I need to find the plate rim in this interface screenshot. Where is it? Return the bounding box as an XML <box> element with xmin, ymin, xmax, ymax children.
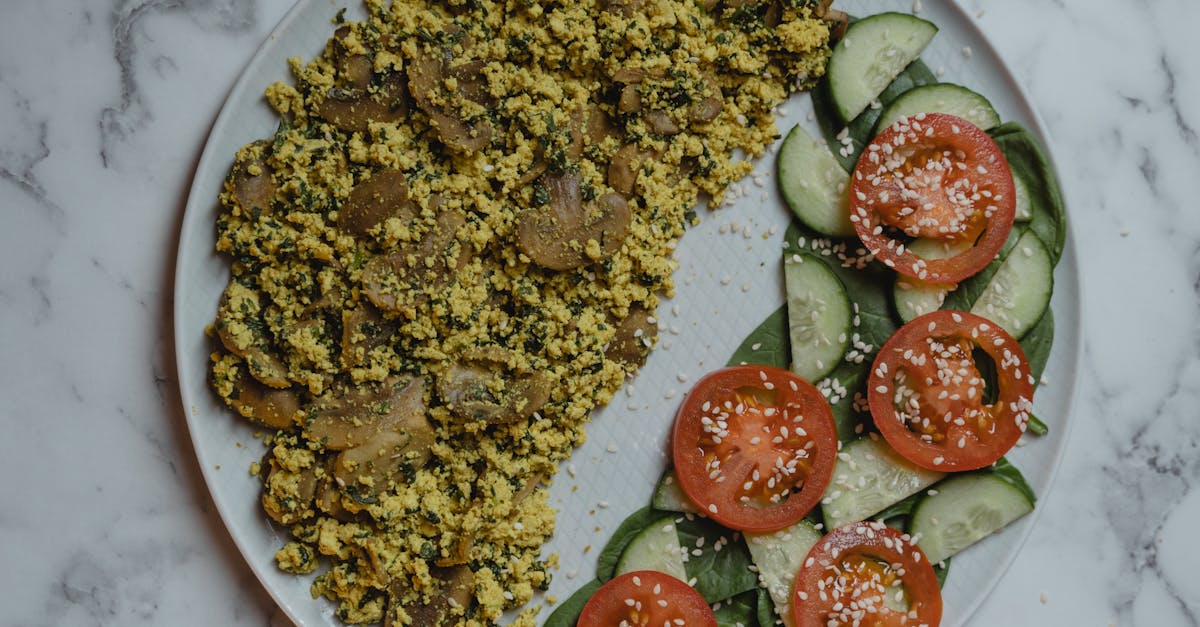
<box><xmin>172</xmin><ymin>1</ymin><xmax>1084</xmax><ymax>625</ymax></box>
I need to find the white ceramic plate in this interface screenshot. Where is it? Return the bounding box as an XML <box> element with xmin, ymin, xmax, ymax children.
<box><xmin>175</xmin><ymin>1</ymin><xmax>1081</xmax><ymax>625</ymax></box>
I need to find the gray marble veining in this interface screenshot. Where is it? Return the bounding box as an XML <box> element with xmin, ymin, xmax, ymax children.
<box><xmin>1</xmin><ymin>0</ymin><xmax>1197</xmax><ymax>625</ymax></box>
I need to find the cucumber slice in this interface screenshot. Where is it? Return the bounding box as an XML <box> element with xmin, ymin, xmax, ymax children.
<box><xmin>745</xmin><ymin>520</ymin><xmax>823</xmax><ymax>627</ymax></box>
<box><xmin>970</xmin><ymin>230</ymin><xmax>1053</xmax><ymax>338</ymax></box>
<box><xmin>784</xmin><ymin>252</ymin><xmax>852</xmax><ymax>382</ymax></box>
<box><xmin>893</xmin><ymin>278</ymin><xmax>951</xmax><ymax>323</ymax></box>
<box><xmin>651</xmin><ymin>468</ymin><xmax>699</xmax><ymax>514</ymax></box>
<box><xmin>777</xmin><ymin>124</ymin><xmax>854</xmax><ymax>237</ymax></box>
<box><xmin>910</xmin><ymin>473</ymin><xmax>1034</xmax><ymax>565</ymax></box>
<box><xmin>614</xmin><ymin>516</ymin><xmax>688</xmax><ymax>581</ymax></box>
<box><xmin>890</xmin><ymin>238</ymin><xmax>969</xmax><ymax>323</ymax></box>
<box><xmin>828</xmin><ymin>13</ymin><xmax>938</xmax><ymax>122</ymax></box>
<box><xmin>874</xmin><ymin>83</ymin><xmax>1001</xmax><ymax>133</ymax></box>
<box><xmin>1013</xmin><ymin>165</ymin><xmax>1034</xmax><ymax>222</ymax></box>
<box><xmin>821</xmin><ymin>436</ymin><xmax>944</xmax><ymax>530</ymax></box>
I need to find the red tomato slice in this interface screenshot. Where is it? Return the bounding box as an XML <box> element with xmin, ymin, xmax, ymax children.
<box><xmin>792</xmin><ymin>521</ymin><xmax>942</xmax><ymax>627</ymax></box>
<box><xmin>867</xmin><ymin>310</ymin><xmax>1035</xmax><ymax>471</ymax></box>
<box><xmin>577</xmin><ymin>570</ymin><xmax>717</xmax><ymax>627</ymax></box>
<box><xmin>850</xmin><ymin>112</ymin><xmax>1016</xmax><ymax>284</ymax></box>
<box><xmin>671</xmin><ymin>366</ymin><xmax>837</xmax><ymax>533</ymax></box>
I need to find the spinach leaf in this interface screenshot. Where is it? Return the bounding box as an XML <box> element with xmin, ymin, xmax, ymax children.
<box><xmin>596</xmin><ymin>505</ymin><xmax>664</xmax><ymax>581</ymax></box>
<box><xmin>713</xmin><ymin>590</ymin><xmax>759</xmax><ymax>627</ymax></box>
<box><xmin>989</xmin><ymin>123</ymin><xmax>1067</xmax><ymax>266</ymax></box>
<box><xmin>934</xmin><ymin>557</ymin><xmax>952</xmax><ymax>588</ymax></box>
<box><xmin>871</xmin><ymin>490</ymin><xmax>925</xmax><ymax>524</ymax></box>
<box><xmin>676</xmin><ymin>517</ymin><xmax>760</xmax><ymax>603</ymax></box>
<box><xmin>727</xmin><ymin>304</ymin><xmax>790</xmax><ymax>369</ymax></box>
<box><xmin>1018</xmin><ymin>308</ymin><xmax>1055</xmax><ymax>384</ymax></box>
<box><xmin>756</xmin><ymin>586</ymin><xmax>776</xmax><ymax>627</ymax></box>
<box><xmin>984</xmin><ymin>457</ymin><xmax>1038</xmax><ymax>505</ymax></box>
<box><xmin>812</xmin><ymin>59</ymin><xmax>939</xmax><ymax>171</ymax></box>
<box><xmin>1027</xmin><ymin>413</ymin><xmax>1049</xmax><ymax>436</ymax></box>
<box><xmin>543</xmin><ymin>578</ymin><xmax>602</xmax><ymax>627</ymax></box>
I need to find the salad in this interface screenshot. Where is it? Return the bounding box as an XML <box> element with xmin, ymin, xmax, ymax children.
<box><xmin>548</xmin><ymin>9</ymin><xmax>1065</xmax><ymax>627</ymax></box>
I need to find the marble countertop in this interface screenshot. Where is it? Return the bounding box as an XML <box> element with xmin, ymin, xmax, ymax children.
<box><xmin>2</xmin><ymin>0</ymin><xmax>1197</xmax><ymax>625</ymax></box>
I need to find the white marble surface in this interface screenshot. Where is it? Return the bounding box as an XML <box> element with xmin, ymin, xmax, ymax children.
<box><xmin>0</xmin><ymin>1</ymin><xmax>1196</xmax><ymax>625</ymax></box>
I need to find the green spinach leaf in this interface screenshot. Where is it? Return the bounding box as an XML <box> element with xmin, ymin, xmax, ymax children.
<box><xmin>984</xmin><ymin>457</ymin><xmax>1038</xmax><ymax>505</ymax></box>
<box><xmin>676</xmin><ymin>517</ymin><xmax>760</xmax><ymax>603</ymax></box>
<box><xmin>989</xmin><ymin>123</ymin><xmax>1067</xmax><ymax>266</ymax></box>
<box><xmin>756</xmin><ymin>587</ymin><xmax>776</xmax><ymax>627</ymax></box>
<box><xmin>727</xmin><ymin>304</ymin><xmax>790</xmax><ymax>369</ymax></box>
<box><xmin>933</xmin><ymin>557</ymin><xmax>952</xmax><ymax>588</ymax></box>
<box><xmin>596</xmin><ymin>506</ymin><xmax>665</xmax><ymax>581</ymax></box>
<box><xmin>1018</xmin><ymin>308</ymin><xmax>1055</xmax><ymax>384</ymax></box>
<box><xmin>713</xmin><ymin>590</ymin><xmax>760</xmax><ymax>627</ymax></box>
<box><xmin>543</xmin><ymin>578</ymin><xmax>602</xmax><ymax>627</ymax></box>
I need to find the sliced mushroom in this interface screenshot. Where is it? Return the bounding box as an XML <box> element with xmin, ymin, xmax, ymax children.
<box><xmin>517</xmin><ymin>172</ymin><xmax>631</xmax><ymax>271</ymax></box>
<box><xmin>608</xmin><ymin>143</ymin><xmax>660</xmax><ymax>196</ymax></box>
<box><xmin>602</xmin><ymin>0</ymin><xmax>645</xmax><ymax>17</ymax></box>
<box><xmin>332</xmin><ymin>26</ymin><xmax>373</xmax><ymax>90</ymax></box>
<box><xmin>604</xmin><ymin>306</ymin><xmax>659</xmax><ymax>369</ymax></box>
<box><xmin>226</xmin><ymin>371</ymin><xmax>301</xmax><ymax>429</ymax></box>
<box><xmin>361</xmin><ymin>205</ymin><xmax>468</xmax><ymax>316</ymax></box>
<box><xmin>407</xmin><ymin>37</ymin><xmax>493</xmax><ymax>153</ymax></box>
<box><xmin>338</xmin><ymin>168</ymin><xmax>413</xmax><ymax>237</ymax></box>
<box><xmin>643</xmin><ymin>110</ymin><xmax>681</xmax><ymax>135</ymax></box>
<box><xmin>584</xmin><ymin>104</ymin><xmax>621</xmax><ymax>147</ymax></box>
<box><xmin>225</xmin><ymin>140</ymin><xmax>276</xmax><ymax>213</ymax></box>
<box><xmin>825</xmin><ymin>9</ymin><xmax>849</xmax><ymax>42</ymax></box>
<box><xmin>215</xmin><ymin>284</ymin><xmax>290</xmax><ymax>388</ymax></box>
<box><xmin>314</xmin><ymin>460</ymin><xmax>356</xmax><ymax>521</ymax></box>
<box><xmin>333</xmin><ymin>425</ymin><xmax>435</xmax><ymax>497</ymax></box>
<box><xmin>437</xmin><ymin>348</ymin><xmax>551</xmax><ymax>424</ymax></box>
<box><xmin>618</xmin><ymin>84</ymin><xmax>642</xmax><ymax>114</ymax></box>
<box><xmin>261</xmin><ymin>453</ymin><xmax>319</xmax><ymax>525</ymax></box>
<box><xmin>385</xmin><ymin>566</ymin><xmax>474</xmax><ymax>627</ymax></box>
<box><xmin>317</xmin><ymin>72</ymin><xmax>411</xmax><ymax>134</ymax></box>
<box><xmin>341</xmin><ymin>303</ymin><xmax>398</xmax><ymax>367</ymax></box>
<box><xmin>689</xmin><ymin>77</ymin><xmax>724</xmax><ymax>124</ymax></box>
<box><xmin>307</xmin><ymin>377</ymin><xmax>427</xmax><ymax>450</ymax></box>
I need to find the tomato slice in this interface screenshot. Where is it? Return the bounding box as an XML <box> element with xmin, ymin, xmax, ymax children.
<box><xmin>867</xmin><ymin>310</ymin><xmax>1035</xmax><ymax>471</ymax></box>
<box><xmin>671</xmin><ymin>366</ymin><xmax>838</xmax><ymax>533</ymax></box>
<box><xmin>792</xmin><ymin>521</ymin><xmax>942</xmax><ymax>627</ymax></box>
<box><xmin>577</xmin><ymin>570</ymin><xmax>717</xmax><ymax>627</ymax></box>
<box><xmin>850</xmin><ymin>112</ymin><xmax>1016</xmax><ymax>284</ymax></box>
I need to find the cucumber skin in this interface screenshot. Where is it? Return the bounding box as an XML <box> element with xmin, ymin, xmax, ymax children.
<box><xmin>777</xmin><ymin>124</ymin><xmax>854</xmax><ymax>237</ymax></box>
<box><xmin>874</xmin><ymin>83</ymin><xmax>1001</xmax><ymax>134</ymax></box>
<box><xmin>910</xmin><ymin>472</ymin><xmax>1034</xmax><ymax>565</ymax></box>
<box><xmin>828</xmin><ymin>12</ymin><xmax>939</xmax><ymax>122</ymax></box>
<box><xmin>821</xmin><ymin>436</ymin><xmax>944</xmax><ymax>530</ymax></box>
<box><xmin>785</xmin><ymin>253</ymin><xmax>852</xmax><ymax>382</ymax></box>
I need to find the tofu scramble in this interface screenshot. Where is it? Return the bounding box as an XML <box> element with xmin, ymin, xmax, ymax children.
<box><xmin>207</xmin><ymin>0</ymin><xmax>838</xmax><ymax>624</ymax></box>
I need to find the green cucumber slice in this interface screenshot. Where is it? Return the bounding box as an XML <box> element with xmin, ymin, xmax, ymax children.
<box><xmin>891</xmin><ymin>238</ymin><xmax>969</xmax><ymax>323</ymax></box>
<box><xmin>651</xmin><ymin>468</ymin><xmax>699</xmax><ymax>514</ymax></box>
<box><xmin>821</xmin><ymin>436</ymin><xmax>944</xmax><ymax>530</ymax></box>
<box><xmin>910</xmin><ymin>473</ymin><xmax>1034</xmax><ymax>565</ymax></box>
<box><xmin>874</xmin><ymin>83</ymin><xmax>1001</xmax><ymax>133</ymax></box>
<box><xmin>745</xmin><ymin>520</ymin><xmax>823</xmax><ymax>627</ymax></box>
<box><xmin>784</xmin><ymin>252</ymin><xmax>852</xmax><ymax>382</ymax></box>
<box><xmin>614</xmin><ymin>516</ymin><xmax>688</xmax><ymax>581</ymax></box>
<box><xmin>970</xmin><ymin>230</ymin><xmax>1053</xmax><ymax>338</ymax></box>
<box><xmin>893</xmin><ymin>278</ymin><xmax>952</xmax><ymax>323</ymax></box>
<box><xmin>1013</xmin><ymin>165</ymin><xmax>1034</xmax><ymax>222</ymax></box>
<box><xmin>828</xmin><ymin>12</ymin><xmax>938</xmax><ymax>122</ymax></box>
<box><xmin>777</xmin><ymin>124</ymin><xmax>854</xmax><ymax>237</ymax></box>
